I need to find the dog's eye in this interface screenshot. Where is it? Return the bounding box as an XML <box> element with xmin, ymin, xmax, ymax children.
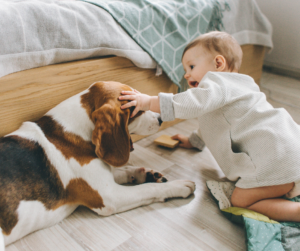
<box><xmin>129</xmin><ymin>106</ymin><xmax>143</xmax><ymax>117</ymax></box>
<box><xmin>129</xmin><ymin>106</ymin><xmax>136</xmax><ymax>114</ymax></box>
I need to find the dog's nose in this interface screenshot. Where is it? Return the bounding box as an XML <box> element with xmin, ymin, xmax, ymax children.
<box><xmin>158</xmin><ymin>116</ymin><xmax>163</xmax><ymax>126</ymax></box>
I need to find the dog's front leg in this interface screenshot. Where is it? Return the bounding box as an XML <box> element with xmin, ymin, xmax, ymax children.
<box><xmin>92</xmin><ymin>180</ymin><xmax>195</xmax><ymax>216</ymax></box>
<box><xmin>113</xmin><ymin>165</ymin><xmax>167</xmax><ymax>185</ymax></box>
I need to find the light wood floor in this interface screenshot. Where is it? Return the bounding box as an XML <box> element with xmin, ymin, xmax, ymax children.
<box><xmin>6</xmin><ymin>72</ymin><xmax>300</xmax><ymax>251</ymax></box>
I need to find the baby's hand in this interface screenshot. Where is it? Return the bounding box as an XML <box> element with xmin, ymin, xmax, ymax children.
<box><xmin>171</xmin><ymin>134</ymin><xmax>194</xmax><ymax>149</ymax></box>
<box><xmin>119</xmin><ymin>90</ymin><xmax>152</xmax><ymax>117</ymax></box>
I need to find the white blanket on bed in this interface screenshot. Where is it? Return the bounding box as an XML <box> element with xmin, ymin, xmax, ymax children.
<box><xmin>0</xmin><ymin>0</ymin><xmax>272</xmax><ymax>79</ymax></box>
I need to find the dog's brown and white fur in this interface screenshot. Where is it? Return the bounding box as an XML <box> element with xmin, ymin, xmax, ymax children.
<box><xmin>0</xmin><ymin>81</ymin><xmax>195</xmax><ymax>249</ymax></box>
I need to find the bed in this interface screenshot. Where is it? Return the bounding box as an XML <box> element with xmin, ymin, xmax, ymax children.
<box><xmin>0</xmin><ymin>0</ymin><xmax>272</xmax><ymax>141</ymax></box>
<box><xmin>1</xmin><ymin>1</ymin><xmax>274</xmax><ymax>248</ymax></box>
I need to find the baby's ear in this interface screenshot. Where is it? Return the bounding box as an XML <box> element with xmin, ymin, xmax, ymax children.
<box><xmin>214</xmin><ymin>55</ymin><xmax>227</xmax><ymax>72</ymax></box>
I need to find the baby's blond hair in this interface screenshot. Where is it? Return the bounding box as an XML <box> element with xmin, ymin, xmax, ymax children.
<box><xmin>182</xmin><ymin>31</ymin><xmax>243</xmax><ymax>72</ymax></box>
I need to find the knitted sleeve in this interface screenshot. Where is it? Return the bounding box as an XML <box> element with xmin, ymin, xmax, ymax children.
<box><xmin>159</xmin><ymin>72</ymin><xmax>228</xmax><ymax>121</ymax></box>
<box><xmin>189</xmin><ymin>129</ymin><xmax>205</xmax><ymax>151</ymax></box>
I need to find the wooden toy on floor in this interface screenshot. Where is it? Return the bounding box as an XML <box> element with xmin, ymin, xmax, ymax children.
<box><xmin>154</xmin><ymin>135</ymin><xmax>179</xmax><ymax>148</ymax></box>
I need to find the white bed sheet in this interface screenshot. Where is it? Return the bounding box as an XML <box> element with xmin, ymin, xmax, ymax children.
<box><xmin>0</xmin><ymin>0</ymin><xmax>272</xmax><ymax>79</ymax></box>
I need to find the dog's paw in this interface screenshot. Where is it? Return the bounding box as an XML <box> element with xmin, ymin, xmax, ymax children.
<box><xmin>130</xmin><ymin>167</ymin><xmax>167</xmax><ymax>184</ymax></box>
<box><xmin>159</xmin><ymin>180</ymin><xmax>195</xmax><ymax>201</ymax></box>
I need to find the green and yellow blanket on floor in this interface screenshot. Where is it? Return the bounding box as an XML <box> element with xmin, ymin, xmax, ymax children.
<box><xmin>207</xmin><ymin>181</ymin><xmax>300</xmax><ymax>251</ymax></box>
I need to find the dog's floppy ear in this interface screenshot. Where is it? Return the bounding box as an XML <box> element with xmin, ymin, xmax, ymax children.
<box><xmin>91</xmin><ymin>103</ymin><xmax>131</xmax><ymax>167</ymax></box>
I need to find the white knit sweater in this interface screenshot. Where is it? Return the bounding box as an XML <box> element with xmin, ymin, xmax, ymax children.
<box><xmin>159</xmin><ymin>72</ymin><xmax>300</xmax><ymax>189</ymax></box>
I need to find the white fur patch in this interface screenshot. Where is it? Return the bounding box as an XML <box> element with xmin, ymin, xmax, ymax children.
<box><xmin>128</xmin><ymin>111</ymin><xmax>160</xmax><ymax>135</ymax></box>
<box><xmin>46</xmin><ymin>90</ymin><xmax>95</xmax><ymax>141</ymax></box>
<box><xmin>0</xmin><ymin>228</ymin><xmax>4</xmax><ymax>251</ymax></box>
<box><xmin>3</xmin><ymin>201</ymin><xmax>77</xmax><ymax>246</ymax></box>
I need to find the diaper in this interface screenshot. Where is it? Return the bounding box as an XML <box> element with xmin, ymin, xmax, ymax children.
<box><xmin>206</xmin><ymin>180</ymin><xmax>235</xmax><ymax>209</ymax></box>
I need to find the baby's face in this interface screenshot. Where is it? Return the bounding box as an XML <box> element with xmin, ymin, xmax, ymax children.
<box><xmin>182</xmin><ymin>46</ymin><xmax>216</xmax><ymax>88</ymax></box>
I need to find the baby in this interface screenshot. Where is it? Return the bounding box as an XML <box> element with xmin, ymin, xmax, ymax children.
<box><xmin>119</xmin><ymin>31</ymin><xmax>300</xmax><ymax>222</ymax></box>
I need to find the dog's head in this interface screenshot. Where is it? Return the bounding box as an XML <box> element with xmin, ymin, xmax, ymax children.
<box><xmin>81</xmin><ymin>81</ymin><xmax>161</xmax><ymax>167</ymax></box>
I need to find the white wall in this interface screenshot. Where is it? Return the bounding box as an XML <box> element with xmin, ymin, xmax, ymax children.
<box><xmin>255</xmin><ymin>0</ymin><xmax>300</xmax><ymax>73</ymax></box>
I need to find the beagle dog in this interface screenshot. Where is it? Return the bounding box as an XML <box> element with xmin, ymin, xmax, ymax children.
<box><xmin>0</xmin><ymin>81</ymin><xmax>195</xmax><ymax>249</ymax></box>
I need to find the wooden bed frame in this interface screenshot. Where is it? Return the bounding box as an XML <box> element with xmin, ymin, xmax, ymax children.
<box><xmin>0</xmin><ymin>44</ymin><xmax>265</xmax><ymax>140</ymax></box>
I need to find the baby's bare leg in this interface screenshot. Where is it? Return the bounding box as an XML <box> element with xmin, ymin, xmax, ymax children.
<box><xmin>231</xmin><ymin>183</ymin><xmax>294</xmax><ymax>208</ymax></box>
<box><xmin>231</xmin><ymin>183</ymin><xmax>300</xmax><ymax>222</ymax></box>
<box><xmin>248</xmin><ymin>198</ymin><xmax>300</xmax><ymax>222</ymax></box>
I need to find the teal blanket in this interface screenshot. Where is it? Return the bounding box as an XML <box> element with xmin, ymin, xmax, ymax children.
<box><xmin>80</xmin><ymin>0</ymin><xmax>229</xmax><ymax>91</ymax></box>
<box><xmin>207</xmin><ymin>184</ymin><xmax>300</xmax><ymax>251</ymax></box>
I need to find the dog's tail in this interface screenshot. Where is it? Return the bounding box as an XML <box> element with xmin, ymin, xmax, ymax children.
<box><xmin>0</xmin><ymin>228</ymin><xmax>4</xmax><ymax>251</ymax></box>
